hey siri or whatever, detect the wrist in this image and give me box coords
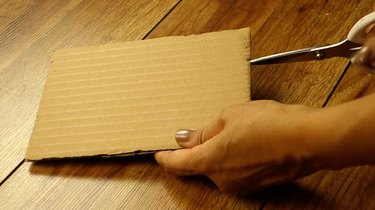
[279,105,337,172]
[295,106,352,171]
[305,102,373,170]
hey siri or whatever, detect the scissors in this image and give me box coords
[250,12,375,72]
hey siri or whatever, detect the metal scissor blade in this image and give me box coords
[250,47,316,65]
[250,40,362,65]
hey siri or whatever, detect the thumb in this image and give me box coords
[154,148,202,176]
[175,117,224,148]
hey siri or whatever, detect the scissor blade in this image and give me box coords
[250,48,317,65]
[250,40,362,65]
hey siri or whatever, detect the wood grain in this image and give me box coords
[327,65,375,105]
[1,0,375,209]
[258,3,375,209]
[251,0,374,106]
[260,167,375,210]
[0,0,179,182]
[1,158,263,209]
[147,0,279,38]
[0,0,278,209]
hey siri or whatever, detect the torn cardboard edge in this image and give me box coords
[25,27,251,161]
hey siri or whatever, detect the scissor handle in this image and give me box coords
[347,12,375,44]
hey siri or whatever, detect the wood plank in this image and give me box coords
[327,65,375,105]
[0,0,179,182]
[2,0,373,209]
[0,0,35,31]
[146,0,279,38]
[149,0,371,106]
[1,159,263,209]
[251,0,373,106]
[260,167,375,209]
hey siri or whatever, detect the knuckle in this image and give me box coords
[194,129,205,145]
[260,100,279,107]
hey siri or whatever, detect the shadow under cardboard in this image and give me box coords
[29,154,158,179]
[28,155,329,208]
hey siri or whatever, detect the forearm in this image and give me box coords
[312,93,375,169]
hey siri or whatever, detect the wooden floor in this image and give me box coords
[1,0,374,209]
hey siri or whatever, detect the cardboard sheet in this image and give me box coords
[25,28,251,161]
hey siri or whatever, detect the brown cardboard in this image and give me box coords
[25,28,251,161]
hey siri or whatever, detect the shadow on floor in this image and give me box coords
[28,155,329,208]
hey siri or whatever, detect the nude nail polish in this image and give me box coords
[175,129,194,143]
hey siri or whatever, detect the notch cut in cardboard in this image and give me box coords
[25,28,251,161]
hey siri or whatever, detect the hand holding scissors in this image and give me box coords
[251,12,375,72]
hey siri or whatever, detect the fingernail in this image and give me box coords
[175,129,194,143]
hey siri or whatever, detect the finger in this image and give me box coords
[363,26,375,68]
[352,25,375,69]
[155,145,209,176]
[175,117,225,148]
[351,45,375,69]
